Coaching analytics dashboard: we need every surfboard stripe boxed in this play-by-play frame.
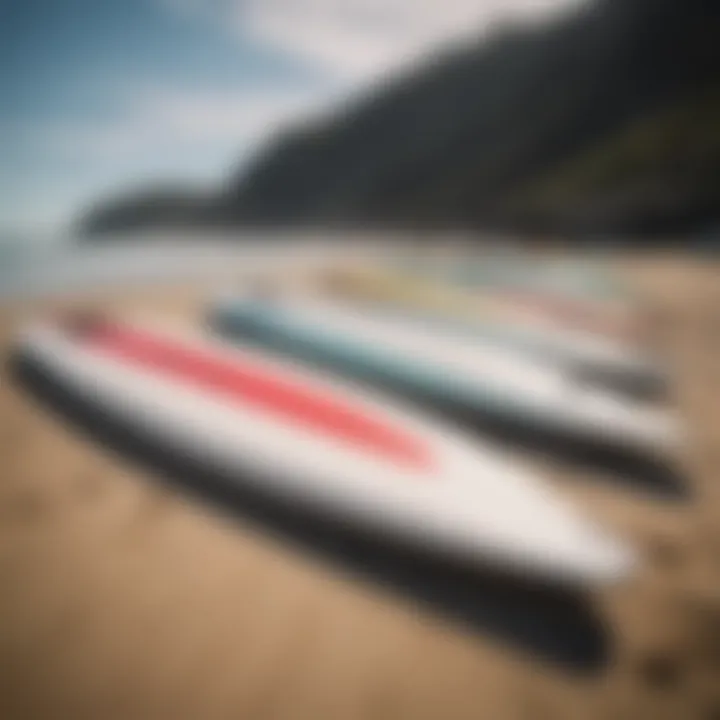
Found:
[492,289,626,335]
[77,321,433,472]
[337,269,631,339]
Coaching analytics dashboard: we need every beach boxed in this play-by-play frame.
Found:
[1,257,719,720]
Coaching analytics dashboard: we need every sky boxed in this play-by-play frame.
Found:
[0,0,581,235]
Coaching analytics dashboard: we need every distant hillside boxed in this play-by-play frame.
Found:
[79,0,720,238]
[79,185,222,238]
[503,86,720,233]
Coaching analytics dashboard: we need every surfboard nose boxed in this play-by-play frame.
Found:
[498,515,638,587]
[567,527,637,585]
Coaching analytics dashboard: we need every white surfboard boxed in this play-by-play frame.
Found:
[13,314,634,589]
[335,296,667,398]
[324,266,636,343]
[329,264,668,397]
[209,295,680,457]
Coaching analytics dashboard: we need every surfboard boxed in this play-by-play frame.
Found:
[10,313,635,588]
[323,267,636,342]
[208,296,680,458]
[399,255,630,303]
[318,294,667,399]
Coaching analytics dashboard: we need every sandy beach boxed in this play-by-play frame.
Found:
[1,258,719,720]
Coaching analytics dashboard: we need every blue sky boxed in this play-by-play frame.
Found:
[0,0,579,234]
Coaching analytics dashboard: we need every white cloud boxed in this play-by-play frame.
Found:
[61,84,334,162]
[1,83,338,231]
[188,0,585,83]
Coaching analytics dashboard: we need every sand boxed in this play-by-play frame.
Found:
[0,258,718,720]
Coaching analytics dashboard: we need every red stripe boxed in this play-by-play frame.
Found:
[80,322,432,472]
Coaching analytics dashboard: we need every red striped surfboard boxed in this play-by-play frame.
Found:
[12,314,635,588]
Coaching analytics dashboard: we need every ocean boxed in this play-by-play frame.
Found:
[0,231,386,301]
